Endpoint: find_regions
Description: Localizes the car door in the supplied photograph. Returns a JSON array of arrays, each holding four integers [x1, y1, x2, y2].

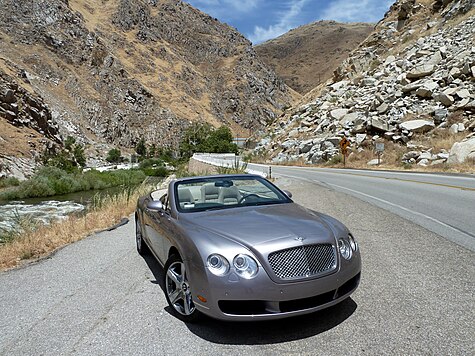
[[143, 194, 169, 264]]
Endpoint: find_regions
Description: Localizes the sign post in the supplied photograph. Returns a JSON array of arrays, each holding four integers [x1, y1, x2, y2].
[[339, 137, 350, 167], [375, 142, 385, 165]]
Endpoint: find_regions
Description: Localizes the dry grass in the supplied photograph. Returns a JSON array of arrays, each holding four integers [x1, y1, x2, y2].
[[319, 142, 475, 173], [0, 184, 154, 271]]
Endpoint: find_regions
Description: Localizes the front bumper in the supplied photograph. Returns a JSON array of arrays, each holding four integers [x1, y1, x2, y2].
[[189, 256, 361, 321]]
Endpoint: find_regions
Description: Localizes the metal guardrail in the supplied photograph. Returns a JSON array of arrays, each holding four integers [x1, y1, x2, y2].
[[192, 153, 268, 178]]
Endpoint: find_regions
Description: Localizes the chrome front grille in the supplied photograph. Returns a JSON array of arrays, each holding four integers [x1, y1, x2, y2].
[[268, 244, 336, 280]]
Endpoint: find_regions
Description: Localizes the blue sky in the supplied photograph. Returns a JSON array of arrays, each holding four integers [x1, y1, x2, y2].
[[185, 0, 395, 44]]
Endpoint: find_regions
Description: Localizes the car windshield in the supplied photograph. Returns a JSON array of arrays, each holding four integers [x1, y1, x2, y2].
[[175, 176, 291, 212]]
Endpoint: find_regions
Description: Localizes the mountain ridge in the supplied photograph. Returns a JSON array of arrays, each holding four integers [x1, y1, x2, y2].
[[255, 20, 374, 95], [0, 0, 296, 177]]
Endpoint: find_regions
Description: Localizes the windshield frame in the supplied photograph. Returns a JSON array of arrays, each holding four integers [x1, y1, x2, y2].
[[174, 175, 292, 213]]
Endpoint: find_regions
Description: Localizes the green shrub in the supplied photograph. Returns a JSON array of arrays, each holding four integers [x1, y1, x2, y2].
[[141, 167, 168, 177], [106, 148, 122, 163], [326, 155, 343, 165], [0, 168, 147, 200], [17, 176, 56, 198], [139, 158, 164, 169], [0, 177, 20, 189]]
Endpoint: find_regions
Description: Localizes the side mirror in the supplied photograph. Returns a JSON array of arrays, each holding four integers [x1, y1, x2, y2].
[[147, 200, 163, 211], [283, 190, 293, 198]]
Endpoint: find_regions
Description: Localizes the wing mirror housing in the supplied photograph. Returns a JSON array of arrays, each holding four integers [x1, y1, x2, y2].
[[283, 190, 292, 198], [147, 200, 163, 211]]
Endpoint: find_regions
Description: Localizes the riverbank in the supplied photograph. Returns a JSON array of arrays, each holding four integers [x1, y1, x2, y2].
[[0, 167, 149, 201], [0, 183, 154, 271]]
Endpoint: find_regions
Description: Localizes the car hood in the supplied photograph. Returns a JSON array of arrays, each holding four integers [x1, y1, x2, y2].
[[180, 203, 337, 253]]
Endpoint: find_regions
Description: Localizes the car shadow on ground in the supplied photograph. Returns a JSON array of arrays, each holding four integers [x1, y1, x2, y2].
[[143, 254, 166, 290], [143, 254, 357, 345], [185, 299, 357, 345]]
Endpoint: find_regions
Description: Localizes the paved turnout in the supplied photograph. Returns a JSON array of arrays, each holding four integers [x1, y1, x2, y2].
[[0, 176, 474, 355]]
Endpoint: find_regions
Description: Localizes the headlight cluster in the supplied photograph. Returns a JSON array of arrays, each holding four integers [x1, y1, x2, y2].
[[338, 234, 358, 260], [207, 254, 229, 276], [207, 253, 258, 279]]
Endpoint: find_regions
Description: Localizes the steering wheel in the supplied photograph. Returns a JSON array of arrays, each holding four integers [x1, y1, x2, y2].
[[238, 194, 260, 204]]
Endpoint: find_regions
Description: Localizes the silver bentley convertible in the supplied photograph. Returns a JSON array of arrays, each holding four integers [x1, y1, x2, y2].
[[135, 174, 361, 322]]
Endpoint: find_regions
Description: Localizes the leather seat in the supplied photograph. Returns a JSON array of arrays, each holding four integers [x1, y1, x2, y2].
[[178, 188, 194, 207], [218, 186, 242, 205], [201, 183, 220, 202]]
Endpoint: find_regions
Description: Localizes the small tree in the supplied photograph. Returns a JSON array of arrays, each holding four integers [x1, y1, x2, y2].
[[136, 138, 147, 158], [72, 144, 86, 167], [179, 123, 239, 159], [41, 136, 86, 172], [106, 148, 122, 163], [148, 144, 156, 158]]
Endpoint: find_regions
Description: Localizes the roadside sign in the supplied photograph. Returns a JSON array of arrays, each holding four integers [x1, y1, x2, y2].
[[375, 142, 384, 165], [339, 137, 350, 167], [339, 137, 350, 151]]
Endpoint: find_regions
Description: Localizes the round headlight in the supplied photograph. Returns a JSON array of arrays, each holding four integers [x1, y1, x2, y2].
[[348, 234, 357, 251], [338, 238, 352, 260], [207, 254, 230, 276], [233, 254, 258, 279]]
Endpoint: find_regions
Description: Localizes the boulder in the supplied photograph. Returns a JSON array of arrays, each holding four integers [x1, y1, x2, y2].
[[340, 112, 359, 125], [399, 120, 435, 133], [356, 134, 367, 145], [418, 152, 433, 161], [406, 64, 435, 79], [281, 140, 298, 150], [415, 81, 438, 98], [385, 55, 396, 65], [0, 89, 16, 103], [448, 137, 475, 163], [367, 159, 381, 166], [403, 151, 421, 160], [298, 140, 314, 154], [449, 123, 459, 134], [370, 117, 394, 133], [456, 89, 471, 99], [325, 137, 341, 147], [427, 51, 443, 66], [376, 102, 389, 114], [331, 81, 350, 91], [330, 109, 348, 120], [361, 78, 378, 87], [433, 92, 454, 106], [434, 108, 448, 123]]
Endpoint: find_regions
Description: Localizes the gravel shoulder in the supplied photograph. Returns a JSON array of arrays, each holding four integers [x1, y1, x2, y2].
[[0, 177, 473, 355]]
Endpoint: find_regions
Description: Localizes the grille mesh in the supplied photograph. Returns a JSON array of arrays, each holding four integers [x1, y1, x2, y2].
[[268, 244, 336, 280]]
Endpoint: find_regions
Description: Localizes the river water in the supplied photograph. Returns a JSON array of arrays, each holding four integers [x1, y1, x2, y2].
[[0, 187, 124, 232]]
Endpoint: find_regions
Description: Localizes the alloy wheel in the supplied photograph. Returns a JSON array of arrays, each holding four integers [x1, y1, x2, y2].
[[165, 261, 195, 316]]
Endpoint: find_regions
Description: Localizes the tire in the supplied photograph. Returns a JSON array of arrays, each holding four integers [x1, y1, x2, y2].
[[135, 215, 150, 256], [163, 254, 201, 323]]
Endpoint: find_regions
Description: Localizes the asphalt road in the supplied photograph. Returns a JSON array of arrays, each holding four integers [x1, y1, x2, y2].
[[0, 175, 473, 355], [249, 164, 475, 252]]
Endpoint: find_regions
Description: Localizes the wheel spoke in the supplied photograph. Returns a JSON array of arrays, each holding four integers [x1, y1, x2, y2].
[[184, 293, 193, 315], [167, 268, 181, 285], [169, 289, 182, 304]]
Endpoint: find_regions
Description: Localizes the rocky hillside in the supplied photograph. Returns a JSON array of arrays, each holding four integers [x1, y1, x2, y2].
[[0, 0, 295, 177], [255, 21, 374, 95], [254, 0, 475, 168]]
